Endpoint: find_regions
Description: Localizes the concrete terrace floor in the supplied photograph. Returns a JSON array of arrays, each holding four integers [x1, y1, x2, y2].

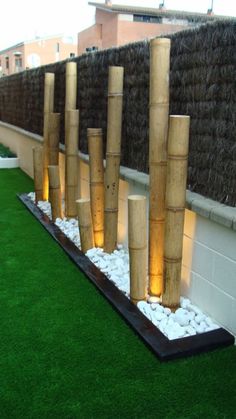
[[0, 167, 236, 419]]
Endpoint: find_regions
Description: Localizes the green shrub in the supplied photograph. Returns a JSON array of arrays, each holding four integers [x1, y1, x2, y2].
[[0, 143, 16, 158]]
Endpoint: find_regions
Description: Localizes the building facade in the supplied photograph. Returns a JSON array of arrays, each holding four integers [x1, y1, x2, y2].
[[0, 34, 77, 76], [78, 1, 227, 55]]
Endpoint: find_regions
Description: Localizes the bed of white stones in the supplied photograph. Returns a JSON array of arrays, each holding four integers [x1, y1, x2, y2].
[[28, 192, 220, 340]]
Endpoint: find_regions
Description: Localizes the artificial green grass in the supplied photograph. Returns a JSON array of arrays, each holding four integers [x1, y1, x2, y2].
[[0, 168, 236, 419]]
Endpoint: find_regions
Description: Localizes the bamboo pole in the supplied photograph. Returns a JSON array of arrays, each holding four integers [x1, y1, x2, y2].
[[48, 165, 62, 222], [162, 115, 190, 310], [65, 62, 77, 112], [104, 66, 124, 253], [128, 195, 147, 304], [33, 146, 43, 203], [76, 198, 94, 253], [65, 109, 79, 218], [88, 128, 104, 248], [48, 113, 60, 165], [42, 72, 55, 200], [149, 38, 171, 297], [65, 62, 77, 134]]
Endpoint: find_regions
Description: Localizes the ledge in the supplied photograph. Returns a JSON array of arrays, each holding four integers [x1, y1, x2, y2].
[[0, 121, 43, 143], [1, 121, 236, 232]]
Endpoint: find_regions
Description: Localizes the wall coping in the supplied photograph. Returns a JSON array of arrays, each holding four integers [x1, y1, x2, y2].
[[1, 120, 236, 231]]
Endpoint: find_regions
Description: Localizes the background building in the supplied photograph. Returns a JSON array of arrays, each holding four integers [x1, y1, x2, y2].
[[0, 34, 77, 76], [78, 1, 228, 55]]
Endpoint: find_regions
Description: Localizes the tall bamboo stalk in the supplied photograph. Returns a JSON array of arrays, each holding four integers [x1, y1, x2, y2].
[[33, 146, 43, 203], [88, 128, 104, 247], [48, 113, 60, 165], [42, 72, 55, 200], [128, 195, 147, 304], [104, 66, 124, 253], [65, 62, 77, 113], [76, 198, 94, 253], [162, 115, 190, 309], [64, 62, 77, 214], [48, 165, 62, 221], [149, 38, 171, 297], [65, 109, 79, 218]]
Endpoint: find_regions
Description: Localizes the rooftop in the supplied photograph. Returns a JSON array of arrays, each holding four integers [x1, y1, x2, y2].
[[89, 2, 232, 22], [0, 33, 74, 55]]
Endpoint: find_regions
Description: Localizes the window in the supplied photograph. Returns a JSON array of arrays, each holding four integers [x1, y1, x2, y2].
[[70, 53, 75, 58], [5, 57, 9, 69], [133, 14, 162, 23], [56, 43, 60, 53], [86, 46, 98, 53], [15, 57, 22, 72]]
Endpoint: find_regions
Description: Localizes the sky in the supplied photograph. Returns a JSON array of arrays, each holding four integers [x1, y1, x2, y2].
[[0, 0, 235, 50]]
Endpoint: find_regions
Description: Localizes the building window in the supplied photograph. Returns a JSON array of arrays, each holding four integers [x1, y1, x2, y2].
[[70, 53, 75, 58], [5, 57, 9, 69], [56, 43, 60, 53], [15, 57, 22, 72], [133, 14, 162, 23], [86, 46, 98, 53]]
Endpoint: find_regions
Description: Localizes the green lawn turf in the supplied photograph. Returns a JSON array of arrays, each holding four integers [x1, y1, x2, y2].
[[0, 168, 236, 419]]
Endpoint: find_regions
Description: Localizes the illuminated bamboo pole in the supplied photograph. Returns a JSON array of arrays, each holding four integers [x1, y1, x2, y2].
[[48, 113, 60, 165], [88, 128, 104, 247], [76, 198, 94, 253], [65, 109, 79, 218], [42, 72, 55, 200], [104, 66, 124, 253], [33, 146, 43, 203], [128, 195, 147, 305], [65, 62, 77, 132], [48, 165, 62, 221], [162, 115, 190, 310], [149, 38, 171, 297]]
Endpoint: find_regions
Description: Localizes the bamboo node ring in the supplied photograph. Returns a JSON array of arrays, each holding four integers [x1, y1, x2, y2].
[[149, 218, 165, 224], [164, 257, 182, 263], [106, 152, 121, 157], [166, 206, 185, 212], [129, 245, 147, 251], [168, 154, 188, 160], [104, 208, 118, 213], [108, 93, 123, 97]]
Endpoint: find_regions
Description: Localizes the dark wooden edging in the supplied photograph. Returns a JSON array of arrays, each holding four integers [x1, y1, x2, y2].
[[18, 193, 235, 361]]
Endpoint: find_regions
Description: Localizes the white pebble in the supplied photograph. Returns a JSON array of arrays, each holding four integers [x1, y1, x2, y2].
[[195, 314, 205, 324], [175, 308, 190, 327], [164, 307, 171, 316]]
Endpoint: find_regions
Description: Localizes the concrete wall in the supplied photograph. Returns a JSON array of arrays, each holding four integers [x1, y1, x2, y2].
[[1, 120, 235, 338]]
